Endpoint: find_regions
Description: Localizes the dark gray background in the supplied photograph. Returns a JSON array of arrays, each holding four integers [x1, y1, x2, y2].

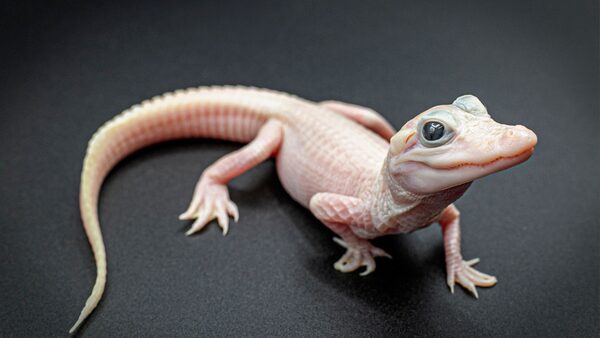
[[1, 1, 598, 337]]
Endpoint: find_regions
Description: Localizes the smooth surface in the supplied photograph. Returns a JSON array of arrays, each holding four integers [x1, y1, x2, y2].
[[1, 1, 598, 336]]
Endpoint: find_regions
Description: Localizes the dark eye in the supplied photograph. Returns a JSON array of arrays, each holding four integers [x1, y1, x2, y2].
[[423, 121, 445, 141]]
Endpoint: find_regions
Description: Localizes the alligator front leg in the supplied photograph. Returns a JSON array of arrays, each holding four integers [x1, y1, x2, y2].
[[309, 193, 391, 276], [439, 204, 497, 298]]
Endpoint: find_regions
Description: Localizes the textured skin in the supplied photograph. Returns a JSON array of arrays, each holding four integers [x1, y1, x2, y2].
[[70, 86, 537, 333]]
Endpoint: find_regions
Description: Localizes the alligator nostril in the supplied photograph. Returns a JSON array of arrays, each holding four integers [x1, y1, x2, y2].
[[514, 126, 538, 147]]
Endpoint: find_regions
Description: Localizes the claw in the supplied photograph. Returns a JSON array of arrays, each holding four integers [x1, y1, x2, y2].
[[465, 258, 480, 266], [447, 275, 456, 294], [215, 202, 229, 235], [371, 246, 392, 259], [179, 205, 198, 220], [457, 273, 479, 299], [181, 180, 239, 235], [465, 266, 497, 286], [179, 194, 203, 220], [360, 267, 374, 276], [360, 256, 376, 276], [185, 204, 212, 236], [333, 237, 348, 248], [447, 258, 495, 298], [332, 238, 388, 275], [227, 201, 239, 222]]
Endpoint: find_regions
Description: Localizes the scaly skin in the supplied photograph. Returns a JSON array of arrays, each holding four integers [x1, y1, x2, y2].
[[70, 86, 537, 333]]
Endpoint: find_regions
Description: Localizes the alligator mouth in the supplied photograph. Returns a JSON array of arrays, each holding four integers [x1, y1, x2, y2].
[[436, 147, 535, 170]]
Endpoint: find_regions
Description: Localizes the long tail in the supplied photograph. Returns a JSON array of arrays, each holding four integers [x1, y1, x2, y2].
[[69, 86, 290, 333]]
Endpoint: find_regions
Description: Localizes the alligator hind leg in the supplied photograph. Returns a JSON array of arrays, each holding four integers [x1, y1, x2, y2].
[[319, 100, 396, 140], [180, 120, 283, 235]]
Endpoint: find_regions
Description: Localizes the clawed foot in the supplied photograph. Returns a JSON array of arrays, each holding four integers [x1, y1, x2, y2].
[[447, 258, 497, 298], [333, 237, 392, 276], [179, 178, 239, 236]]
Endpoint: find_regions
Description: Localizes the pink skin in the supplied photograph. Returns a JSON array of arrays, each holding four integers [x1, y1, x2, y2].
[[178, 119, 284, 235], [309, 193, 392, 276], [320, 100, 397, 140], [70, 87, 536, 333], [389, 104, 537, 194], [382, 99, 536, 295], [439, 205, 497, 298]]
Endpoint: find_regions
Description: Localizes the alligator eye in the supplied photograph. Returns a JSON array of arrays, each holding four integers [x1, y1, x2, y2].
[[422, 121, 445, 141]]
